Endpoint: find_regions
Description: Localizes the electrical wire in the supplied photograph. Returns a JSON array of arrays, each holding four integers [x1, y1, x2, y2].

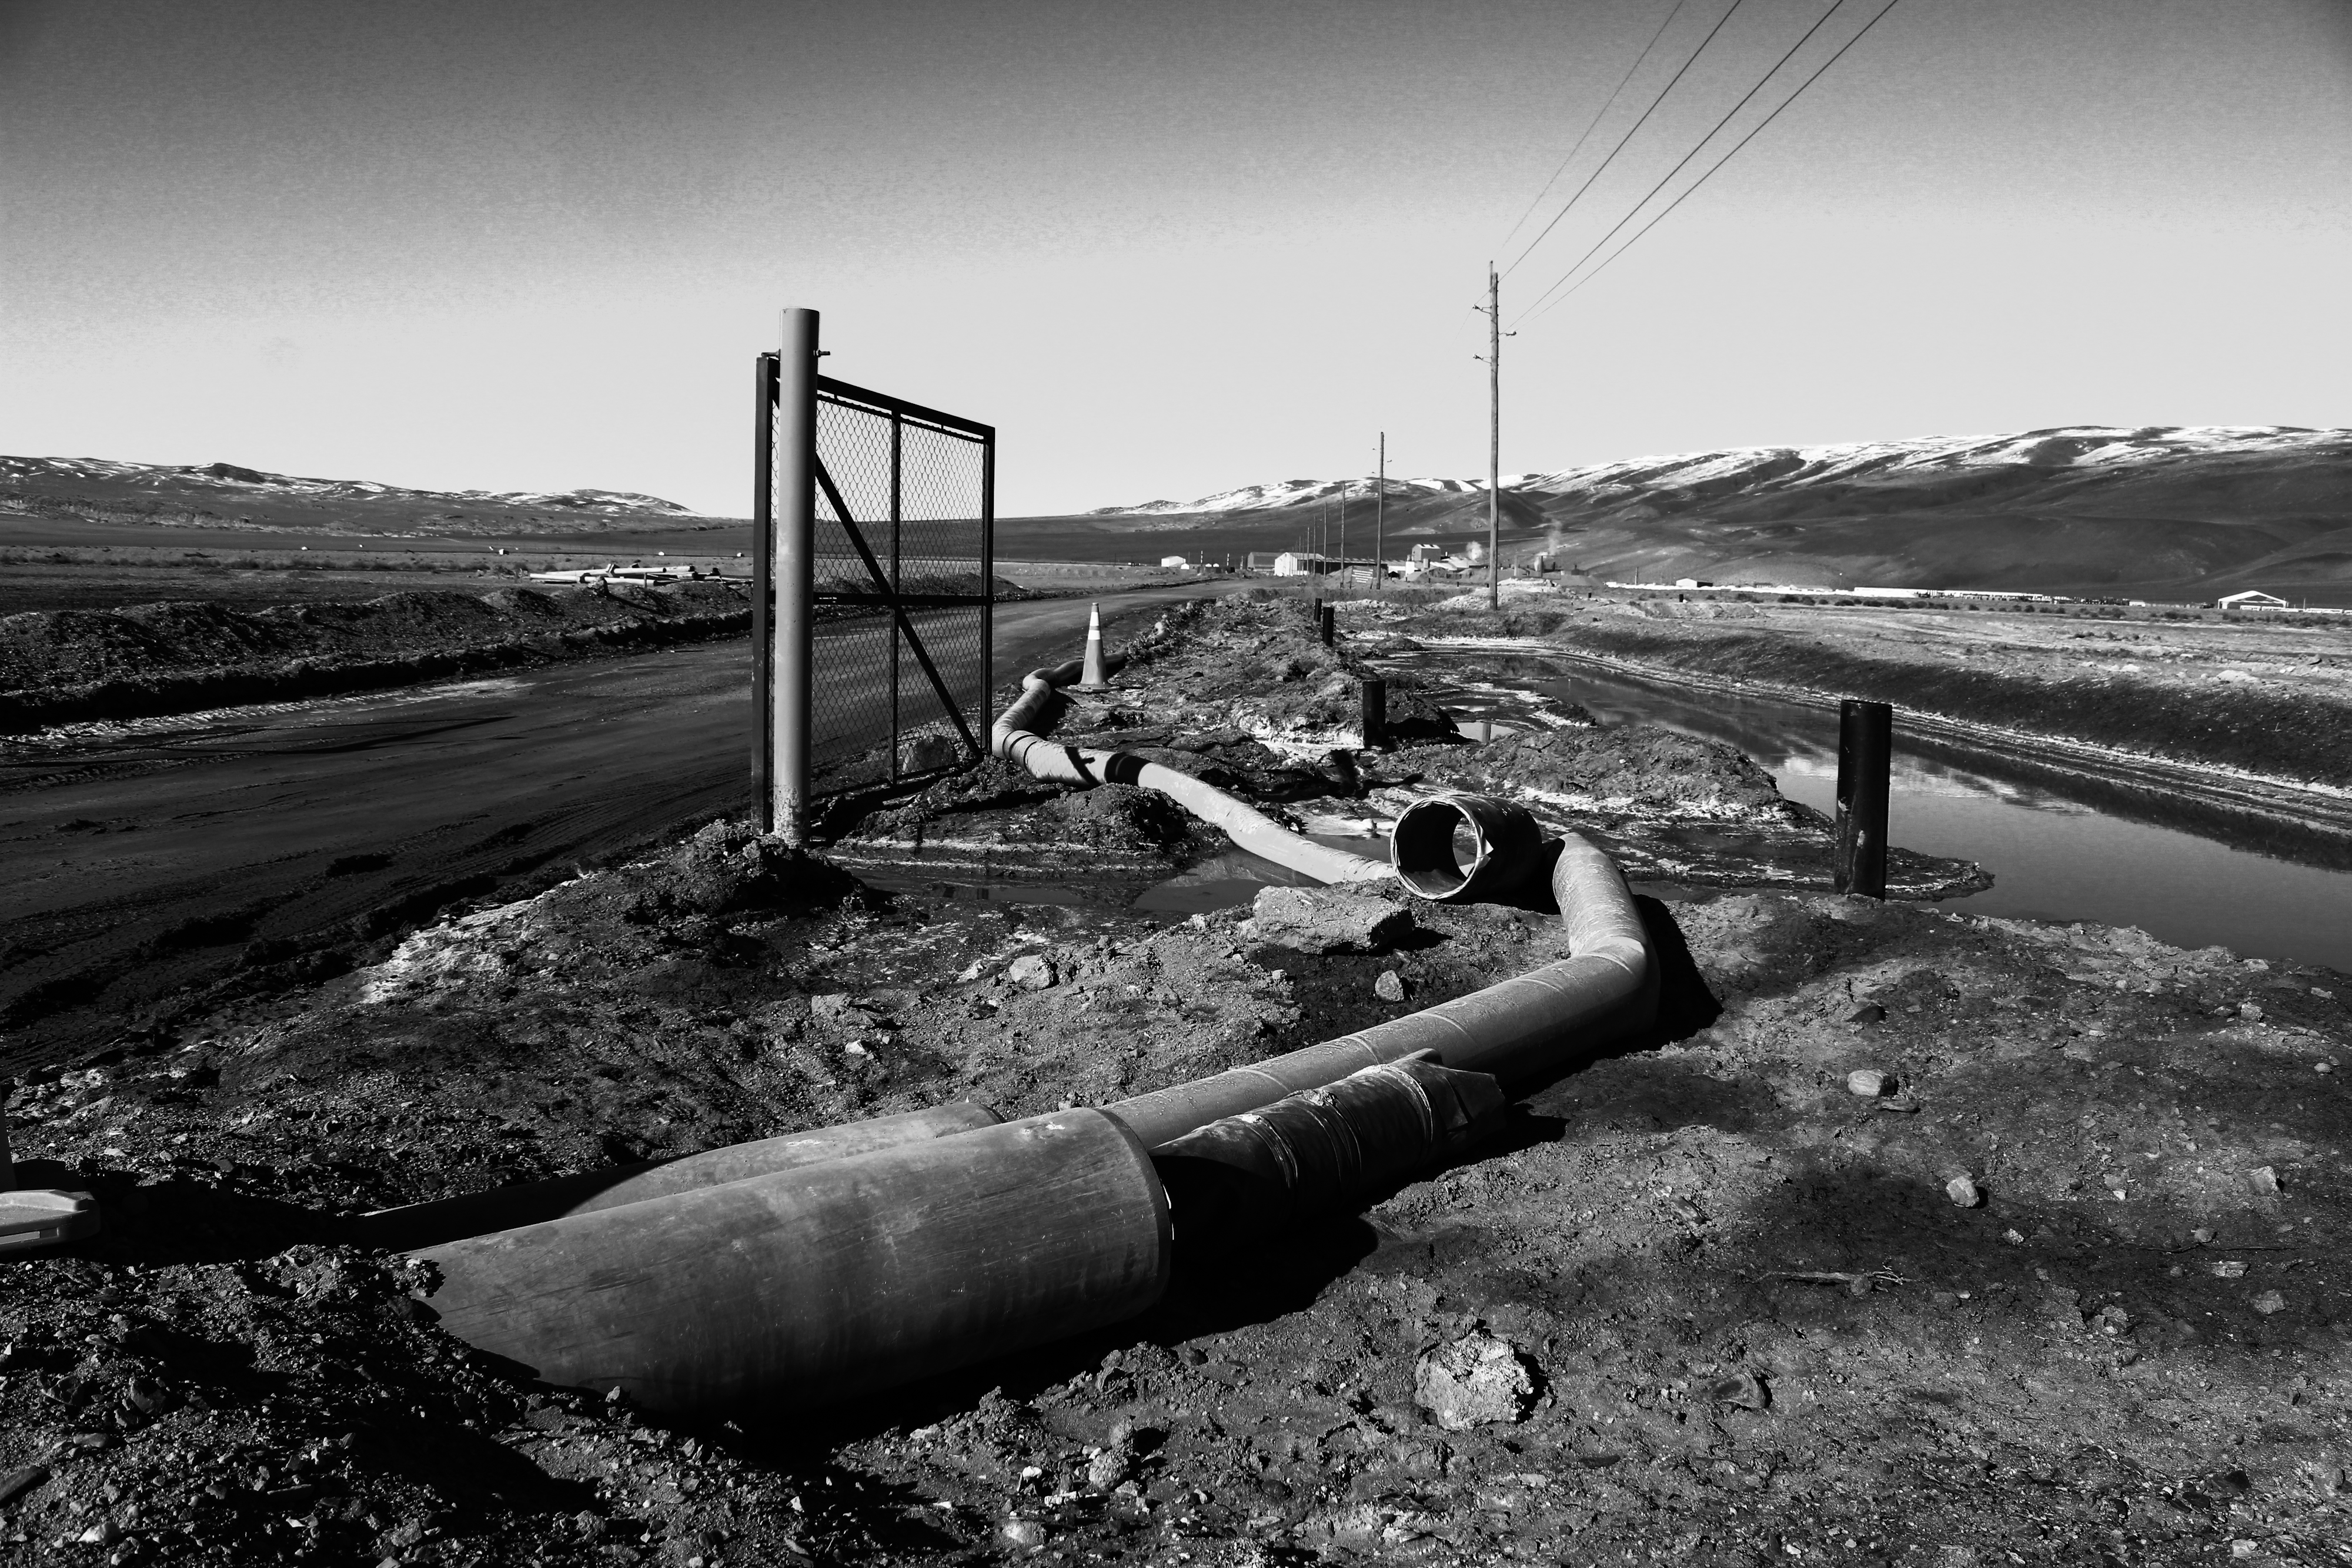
[[1494, 0, 1693, 260], [1510, 0, 1858, 326], [1498, 0, 1753, 282], [1519, 0, 1903, 326]]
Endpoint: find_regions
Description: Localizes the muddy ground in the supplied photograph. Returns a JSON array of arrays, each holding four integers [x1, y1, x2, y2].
[[2, 593, 2347, 1567]]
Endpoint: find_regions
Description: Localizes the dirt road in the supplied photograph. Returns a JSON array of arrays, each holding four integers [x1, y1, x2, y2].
[[0, 586, 1227, 1073]]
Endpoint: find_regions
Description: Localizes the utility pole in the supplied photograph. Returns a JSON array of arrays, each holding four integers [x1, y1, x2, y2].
[[1486, 263, 1501, 611], [1338, 480, 1347, 595], [1374, 432, 1385, 597]]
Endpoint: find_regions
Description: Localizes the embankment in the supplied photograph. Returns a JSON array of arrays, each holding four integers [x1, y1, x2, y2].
[[1408, 604, 2352, 791], [0, 579, 753, 731]]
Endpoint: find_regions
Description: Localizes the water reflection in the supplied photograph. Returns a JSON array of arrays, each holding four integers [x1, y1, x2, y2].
[[1396, 650, 2352, 973]]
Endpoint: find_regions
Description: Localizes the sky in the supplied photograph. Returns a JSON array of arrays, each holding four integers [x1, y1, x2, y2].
[[3, 0, 2348, 517]]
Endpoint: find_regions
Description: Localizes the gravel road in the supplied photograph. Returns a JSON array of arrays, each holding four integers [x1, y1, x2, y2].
[[0, 585, 1231, 1073]]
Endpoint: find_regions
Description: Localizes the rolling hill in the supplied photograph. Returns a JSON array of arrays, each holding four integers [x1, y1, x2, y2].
[[0, 456, 724, 537], [1086, 426, 2352, 602]]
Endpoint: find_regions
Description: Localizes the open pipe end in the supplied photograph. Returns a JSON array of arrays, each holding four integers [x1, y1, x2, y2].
[[1389, 793, 1547, 903]]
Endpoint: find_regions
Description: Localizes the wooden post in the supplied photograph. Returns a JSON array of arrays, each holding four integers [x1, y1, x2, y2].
[[1834, 699, 1892, 897], [1319, 603, 1335, 648], [1361, 677, 1387, 750]]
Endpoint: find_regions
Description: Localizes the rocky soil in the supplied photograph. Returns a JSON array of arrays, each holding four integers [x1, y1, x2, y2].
[[2, 593, 2346, 1567]]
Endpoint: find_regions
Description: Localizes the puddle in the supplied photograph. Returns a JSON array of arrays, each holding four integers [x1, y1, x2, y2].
[[1385, 646, 2352, 972]]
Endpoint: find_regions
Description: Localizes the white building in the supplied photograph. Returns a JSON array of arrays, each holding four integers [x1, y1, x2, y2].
[[1158, 555, 1188, 569], [2217, 590, 2288, 609]]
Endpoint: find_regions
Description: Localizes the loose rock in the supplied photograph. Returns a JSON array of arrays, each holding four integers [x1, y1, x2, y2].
[[2248, 1166, 2280, 1194], [1946, 1175, 1982, 1208], [1846, 1068, 1887, 1097], [1007, 954, 1057, 990], [1247, 886, 1412, 954], [1415, 1331, 1535, 1431], [1374, 969, 1407, 1002], [1002, 1519, 1050, 1550]]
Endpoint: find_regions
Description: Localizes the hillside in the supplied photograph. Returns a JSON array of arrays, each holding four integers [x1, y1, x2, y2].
[[0, 455, 731, 537], [1088, 426, 2352, 601]]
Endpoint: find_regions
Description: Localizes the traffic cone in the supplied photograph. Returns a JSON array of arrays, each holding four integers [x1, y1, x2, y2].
[[1078, 602, 1112, 688]]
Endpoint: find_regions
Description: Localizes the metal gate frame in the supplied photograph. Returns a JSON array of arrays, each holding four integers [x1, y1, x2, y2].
[[753, 308, 995, 841]]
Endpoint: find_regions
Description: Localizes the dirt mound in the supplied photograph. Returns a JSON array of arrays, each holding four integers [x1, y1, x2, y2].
[[1386, 724, 1790, 817], [0, 580, 751, 731]]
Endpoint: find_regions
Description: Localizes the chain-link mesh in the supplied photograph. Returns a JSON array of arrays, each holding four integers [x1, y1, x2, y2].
[[803, 382, 991, 795]]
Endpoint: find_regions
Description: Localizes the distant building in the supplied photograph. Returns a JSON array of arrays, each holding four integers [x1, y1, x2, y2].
[[2217, 590, 2288, 609], [1407, 543, 1445, 565], [1271, 551, 1326, 577], [1158, 555, 1188, 569], [1244, 551, 1284, 573]]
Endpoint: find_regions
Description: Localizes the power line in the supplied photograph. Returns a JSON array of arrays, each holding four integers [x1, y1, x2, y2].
[[1499, 0, 1753, 282], [1494, 0, 1693, 260], [1522, 0, 1905, 326], [1511, 0, 1859, 327]]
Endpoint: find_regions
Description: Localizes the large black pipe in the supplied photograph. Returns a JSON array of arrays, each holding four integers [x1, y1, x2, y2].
[[415, 1109, 1169, 1414]]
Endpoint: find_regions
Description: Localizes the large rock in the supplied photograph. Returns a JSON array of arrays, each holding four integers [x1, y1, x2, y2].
[[1414, 1331, 1535, 1430], [1245, 886, 1412, 954]]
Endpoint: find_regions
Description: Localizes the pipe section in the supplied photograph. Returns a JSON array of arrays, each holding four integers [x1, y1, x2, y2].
[[1154, 1056, 1505, 1242], [363, 1104, 1003, 1254], [1106, 830, 1655, 1148], [992, 661, 1391, 888], [1390, 793, 1546, 902], [416, 1109, 1169, 1414]]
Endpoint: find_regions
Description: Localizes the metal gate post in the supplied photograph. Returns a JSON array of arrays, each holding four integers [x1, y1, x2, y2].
[[888, 411, 903, 784], [773, 307, 820, 844], [751, 352, 779, 833], [980, 434, 994, 742]]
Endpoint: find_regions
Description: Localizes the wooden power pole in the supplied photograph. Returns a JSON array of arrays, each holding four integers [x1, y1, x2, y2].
[[1374, 432, 1385, 597], [1486, 263, 1500, 611]]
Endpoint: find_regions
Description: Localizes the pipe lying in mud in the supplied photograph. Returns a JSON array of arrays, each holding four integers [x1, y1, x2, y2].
[[362, 1103, 1002, 1254], [409, 631, 1658, 1412], [1102, 830, 1655, 1149], [416, 1109, 1170, 1414], [991, 658, 1392, 887]]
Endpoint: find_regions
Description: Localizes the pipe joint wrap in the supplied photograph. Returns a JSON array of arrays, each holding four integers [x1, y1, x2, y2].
[[1155, 1056, 1505, 1241]]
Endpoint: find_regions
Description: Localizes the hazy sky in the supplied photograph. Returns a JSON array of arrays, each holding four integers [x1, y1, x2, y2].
[[4, 0, 2348, 516]]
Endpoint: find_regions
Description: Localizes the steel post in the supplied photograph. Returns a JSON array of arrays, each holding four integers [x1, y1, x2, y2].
[[773, 308, 820, 844], [980, 433, 995, 751], [751, 353, 779, 833], [888, 410, 903, 784], [1834, 699, 1893, 898]]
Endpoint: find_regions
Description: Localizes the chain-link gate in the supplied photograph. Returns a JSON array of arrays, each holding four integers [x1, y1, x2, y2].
[[754, 313, 994, 838]]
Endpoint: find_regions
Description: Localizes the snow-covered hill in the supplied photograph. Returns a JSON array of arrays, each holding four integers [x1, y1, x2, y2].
[[1091, 474, 1548, 516], [1093, 426, 2351, 517], [0, 456, 693, 517]]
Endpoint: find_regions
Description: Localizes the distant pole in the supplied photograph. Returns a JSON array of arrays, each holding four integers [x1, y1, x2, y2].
[[773, 306, 819, 845], [1374, 432, 1385, 597], [1833, 699, 1893, 898], [1338, 480, 1348, 596], [1486, 263, 1501, 611]]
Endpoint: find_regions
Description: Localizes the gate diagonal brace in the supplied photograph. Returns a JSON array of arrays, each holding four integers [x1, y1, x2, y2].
[[813, 457, 984, 760]]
